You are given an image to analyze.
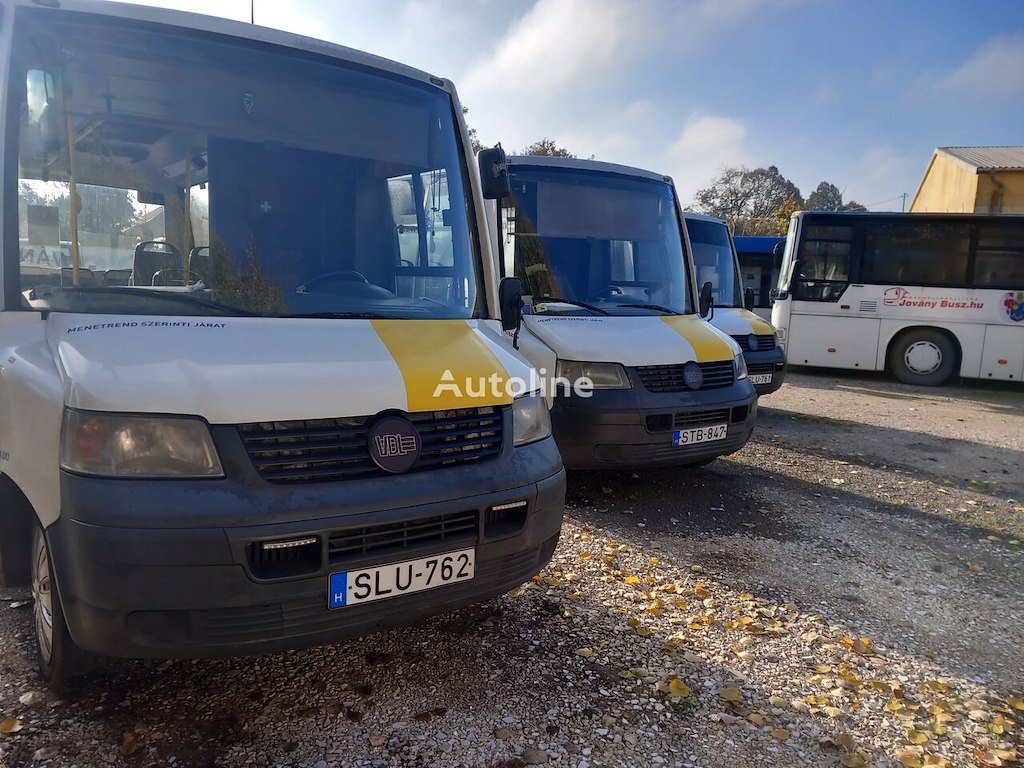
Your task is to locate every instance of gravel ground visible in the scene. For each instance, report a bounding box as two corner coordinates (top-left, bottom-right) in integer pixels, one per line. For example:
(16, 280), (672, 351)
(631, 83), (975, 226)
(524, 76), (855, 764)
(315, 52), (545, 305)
(1, 369), (1022, 768)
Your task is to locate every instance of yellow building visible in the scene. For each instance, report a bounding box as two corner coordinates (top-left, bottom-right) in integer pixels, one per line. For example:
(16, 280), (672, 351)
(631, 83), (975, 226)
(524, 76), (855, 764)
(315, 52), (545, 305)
(910, 146), (1024, 213)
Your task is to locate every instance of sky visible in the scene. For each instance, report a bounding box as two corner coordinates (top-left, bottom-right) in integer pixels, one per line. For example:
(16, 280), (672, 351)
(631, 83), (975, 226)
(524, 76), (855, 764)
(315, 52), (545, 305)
(115, 0), (1024, 210)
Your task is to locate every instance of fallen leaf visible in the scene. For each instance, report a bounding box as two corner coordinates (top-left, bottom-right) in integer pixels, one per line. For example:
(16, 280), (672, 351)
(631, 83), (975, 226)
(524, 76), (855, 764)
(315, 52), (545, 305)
(1007, 697), (1024, 711)
(972, 749), (1003, 766)
(668, 678), (690, 698)
(837, 733), (857, 751)
(0, 718), (23, 736)
(121, 732), (140, 756)
(749, 712), (765, 726)
(719, 687), (742, 703)
(624, 576), (641, 585)
(840, 753), (870, 767)
(906, 728), (929, 745)
(895, 749), (923, 768)
(577, 647), (595, 658)
(414, 711), (432, 723)
(18, 691), (45, 706)
(771, 728), (790, 741)
(369, 735), (387, 747)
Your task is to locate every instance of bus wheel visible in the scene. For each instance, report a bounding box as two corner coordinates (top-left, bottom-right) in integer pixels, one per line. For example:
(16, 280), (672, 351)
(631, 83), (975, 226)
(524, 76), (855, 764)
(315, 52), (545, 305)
(888, 330), (957, 386)
(31, 526), (92, 690)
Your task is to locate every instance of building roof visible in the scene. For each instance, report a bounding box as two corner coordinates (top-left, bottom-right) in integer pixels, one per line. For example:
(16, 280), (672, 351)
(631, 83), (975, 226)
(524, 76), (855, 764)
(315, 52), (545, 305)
(937, 146), (1024, 172)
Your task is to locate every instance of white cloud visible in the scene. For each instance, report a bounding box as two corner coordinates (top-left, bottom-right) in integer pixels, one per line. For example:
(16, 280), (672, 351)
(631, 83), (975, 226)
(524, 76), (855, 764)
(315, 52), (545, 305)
(665, 114), (749, 202)
(934, 35), (1024, 96)
(459, 0), (656, 149)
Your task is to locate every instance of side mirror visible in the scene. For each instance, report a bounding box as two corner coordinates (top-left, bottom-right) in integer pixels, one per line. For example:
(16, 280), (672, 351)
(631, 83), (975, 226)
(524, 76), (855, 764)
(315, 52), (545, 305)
(770, 288), (788, 302)
(744, 286), (755, 312)
(499, 276), (523, 332)
(699, 281), (713, 318)
(478, 145), (511, 200)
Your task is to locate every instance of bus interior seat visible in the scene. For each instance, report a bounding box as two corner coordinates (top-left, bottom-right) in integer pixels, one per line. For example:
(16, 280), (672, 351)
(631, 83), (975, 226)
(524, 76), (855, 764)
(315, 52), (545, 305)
(103, 269), (132, 286)
(188, 246), (213, 285)
(133, 241), (184, 286)
(60, 267), (99, 287)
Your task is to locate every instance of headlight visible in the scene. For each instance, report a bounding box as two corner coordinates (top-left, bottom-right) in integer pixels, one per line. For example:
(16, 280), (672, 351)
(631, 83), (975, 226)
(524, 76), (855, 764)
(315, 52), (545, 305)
(512, 392), (552, 447)
(555, 360), (631, 390)
(734, 351), (749, 381)
(61, 410), (224, 478)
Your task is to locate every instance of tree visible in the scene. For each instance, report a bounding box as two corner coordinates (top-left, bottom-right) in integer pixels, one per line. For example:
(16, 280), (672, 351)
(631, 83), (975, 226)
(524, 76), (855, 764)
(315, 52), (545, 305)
(805, 181), (844, 211)
(693, 165), (803, 236)
(519, 138), (575, 158)
(841, 199), (867, 212)
(460, 105), (483, 154)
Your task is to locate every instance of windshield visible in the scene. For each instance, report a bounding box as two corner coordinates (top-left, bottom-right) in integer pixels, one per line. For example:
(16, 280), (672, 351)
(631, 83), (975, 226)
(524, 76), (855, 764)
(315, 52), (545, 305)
(684, 218), (743, 309)
(501, 166), (693, 315)
(12, 11), (481, 319)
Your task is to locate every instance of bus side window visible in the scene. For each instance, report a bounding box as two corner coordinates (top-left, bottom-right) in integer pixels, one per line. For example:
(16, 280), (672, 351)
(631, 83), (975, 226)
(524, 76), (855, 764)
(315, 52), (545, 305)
(792, 224), (853, 301)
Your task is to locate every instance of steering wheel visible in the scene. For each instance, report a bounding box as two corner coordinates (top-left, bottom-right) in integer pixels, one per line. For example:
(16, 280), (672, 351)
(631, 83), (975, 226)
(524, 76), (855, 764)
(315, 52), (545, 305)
(587, 285), (624, 302)
(296, 270), (370, 293)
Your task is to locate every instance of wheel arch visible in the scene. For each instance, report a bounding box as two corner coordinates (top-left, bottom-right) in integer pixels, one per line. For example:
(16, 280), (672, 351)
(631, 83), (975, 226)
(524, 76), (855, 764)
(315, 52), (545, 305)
(0, 474), (39, 588)
(884, 325), (963, 375)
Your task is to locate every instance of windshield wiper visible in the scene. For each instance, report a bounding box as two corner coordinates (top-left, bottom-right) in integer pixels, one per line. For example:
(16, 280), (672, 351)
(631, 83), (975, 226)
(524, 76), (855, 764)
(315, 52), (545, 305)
(533, 296), (611, 316)
(615, 303), (682, 315)
(61, 286), (259, 316)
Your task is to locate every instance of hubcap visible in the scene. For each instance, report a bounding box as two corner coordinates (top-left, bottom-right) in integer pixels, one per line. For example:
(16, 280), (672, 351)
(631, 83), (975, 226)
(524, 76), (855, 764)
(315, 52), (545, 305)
(904, 341), (942, 375)
(31, 530), (55, 665)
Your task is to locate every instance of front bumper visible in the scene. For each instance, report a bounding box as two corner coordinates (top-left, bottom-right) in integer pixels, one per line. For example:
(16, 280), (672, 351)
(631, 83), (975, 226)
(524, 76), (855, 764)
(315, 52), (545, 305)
(48, 430), (565, 659)
(550, 377), (757, 470)
(744, 347), (787, 396)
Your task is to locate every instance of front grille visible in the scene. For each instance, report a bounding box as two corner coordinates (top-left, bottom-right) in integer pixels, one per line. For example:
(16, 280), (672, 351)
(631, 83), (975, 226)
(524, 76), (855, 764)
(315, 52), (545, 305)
(239, 406), (504, 484)
(328, 510), (478, 564)
(672, 409), (730, 430)
(635, 361), (734, 392)
(747, 363), (775, 377)
(731, 334), (776, 352)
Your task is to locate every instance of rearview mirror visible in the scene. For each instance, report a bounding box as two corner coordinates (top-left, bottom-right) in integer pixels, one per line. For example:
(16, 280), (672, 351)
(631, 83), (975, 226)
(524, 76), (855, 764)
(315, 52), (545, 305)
(499, 276), (523, 332)
(744, 287), (755, 312)
(699, 281), (713, 318)
(478, 145), (511, 200)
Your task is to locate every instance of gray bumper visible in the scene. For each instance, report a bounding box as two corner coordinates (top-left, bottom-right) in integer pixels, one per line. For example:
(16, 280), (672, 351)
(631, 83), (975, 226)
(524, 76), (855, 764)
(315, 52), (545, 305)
(49, 430), (565, 659)
(550, 377), (757, 469)
(744, 347), (787, 396)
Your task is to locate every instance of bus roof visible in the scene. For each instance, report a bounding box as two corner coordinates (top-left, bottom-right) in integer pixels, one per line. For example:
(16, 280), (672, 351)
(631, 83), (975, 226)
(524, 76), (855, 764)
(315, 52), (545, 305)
(506, 155), (673, 186)
(733, 236), (784, 253)
(9, 0), (453, 93)
(792, 210), (1024, 222)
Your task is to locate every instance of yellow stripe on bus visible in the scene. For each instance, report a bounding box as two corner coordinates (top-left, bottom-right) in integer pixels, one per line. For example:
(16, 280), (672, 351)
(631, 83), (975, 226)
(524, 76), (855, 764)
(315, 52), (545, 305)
(370, 320), (513, 411)
(745, 312), (776, 335)
(660, 316), (734, 362)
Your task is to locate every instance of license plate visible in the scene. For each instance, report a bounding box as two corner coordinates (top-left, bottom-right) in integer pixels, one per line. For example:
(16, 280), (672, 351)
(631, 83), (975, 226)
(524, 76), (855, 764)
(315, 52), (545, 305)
(328, 548), (475, 609)
(673, 423), (728, 446)
(750, 373), (773, 385)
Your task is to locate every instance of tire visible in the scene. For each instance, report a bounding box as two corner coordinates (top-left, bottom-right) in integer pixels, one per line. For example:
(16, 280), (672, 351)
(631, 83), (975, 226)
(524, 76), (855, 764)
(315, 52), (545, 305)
(31, 525), (94, 690)
(888, 329), (957, 386)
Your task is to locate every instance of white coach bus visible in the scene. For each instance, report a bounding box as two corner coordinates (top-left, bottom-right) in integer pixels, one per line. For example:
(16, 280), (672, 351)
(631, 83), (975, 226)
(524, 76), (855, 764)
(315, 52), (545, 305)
(0, 0), (564, 688)
(772, 211), (1024, 385)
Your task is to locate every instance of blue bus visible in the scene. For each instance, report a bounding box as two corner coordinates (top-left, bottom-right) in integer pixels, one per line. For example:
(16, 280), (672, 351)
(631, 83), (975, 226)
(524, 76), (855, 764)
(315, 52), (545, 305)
(733, 236), (785, 320)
